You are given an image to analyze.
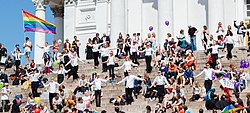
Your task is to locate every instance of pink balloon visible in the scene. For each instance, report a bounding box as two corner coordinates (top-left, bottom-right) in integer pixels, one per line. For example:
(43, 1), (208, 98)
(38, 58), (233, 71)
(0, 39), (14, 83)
(16, 100), (21, 104)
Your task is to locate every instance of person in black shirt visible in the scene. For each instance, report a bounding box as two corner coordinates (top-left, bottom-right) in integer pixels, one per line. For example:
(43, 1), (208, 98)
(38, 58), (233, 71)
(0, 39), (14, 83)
(188, 25), (198, 51)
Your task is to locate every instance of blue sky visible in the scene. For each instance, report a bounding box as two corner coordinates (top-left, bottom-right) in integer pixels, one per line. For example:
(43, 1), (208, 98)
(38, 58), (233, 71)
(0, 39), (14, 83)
(0, 0), (54, 64)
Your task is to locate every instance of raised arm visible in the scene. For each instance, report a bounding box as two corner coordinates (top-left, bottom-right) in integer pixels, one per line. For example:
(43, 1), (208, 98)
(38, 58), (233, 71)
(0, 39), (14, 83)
(194, 69), (205, 78)
(116, 77), (126, 85)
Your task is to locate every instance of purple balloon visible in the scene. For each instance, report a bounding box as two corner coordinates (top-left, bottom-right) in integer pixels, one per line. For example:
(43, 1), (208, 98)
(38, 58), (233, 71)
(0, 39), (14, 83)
(223, 73), (229, 78)
(245, 62), (249, 68)
(212, 74), (216, 80)
(165, 20), (170, 26)
(240, 65), (244, 68)
(234, 82), (239, 88)
(241, 60), (247, 65)
(149, 26), (153, 31)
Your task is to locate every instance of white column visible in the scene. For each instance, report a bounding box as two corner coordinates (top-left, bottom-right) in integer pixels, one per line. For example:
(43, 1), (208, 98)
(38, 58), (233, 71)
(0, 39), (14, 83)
(96, 0), (108, 34)
(33, 0), (47, 64)
(158, 0), (173, 47)
(208, 0), (224, 36)
(51, 6), (64, 52)
(64, 0), (77, 42)
(110, 0), (125, 49)
(236, 0), (245, 21)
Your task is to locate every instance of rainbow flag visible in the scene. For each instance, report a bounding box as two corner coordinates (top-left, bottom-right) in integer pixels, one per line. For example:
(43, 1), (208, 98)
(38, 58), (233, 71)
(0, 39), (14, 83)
(22, 10), (56, 34)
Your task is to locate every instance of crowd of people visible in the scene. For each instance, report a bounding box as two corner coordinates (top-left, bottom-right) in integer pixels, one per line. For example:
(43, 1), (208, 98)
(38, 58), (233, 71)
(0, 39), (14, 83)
(0, 20), (249, 113)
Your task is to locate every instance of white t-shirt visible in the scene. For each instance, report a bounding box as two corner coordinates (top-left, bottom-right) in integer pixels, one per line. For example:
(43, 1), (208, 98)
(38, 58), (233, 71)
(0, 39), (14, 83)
(23, 41), (32, 52)
(1, 87), (10, 100)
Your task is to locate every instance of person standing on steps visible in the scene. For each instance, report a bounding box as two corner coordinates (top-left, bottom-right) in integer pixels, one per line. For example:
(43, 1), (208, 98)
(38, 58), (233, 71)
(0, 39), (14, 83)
(99, 43), (116, 73)
(207, 41), (224, 69)
(51, 64), (71, 84)
(26, 69), (41, 97)
(88, 73), (109, 107)
(234, 21), (246, 47)
(65, 52), (84, 82)
(116, 70), (144, 105)
(43, 77), (63, 110)
(36, 42), (52, 65)
(223, 30), (236, 60)
(139, 43), (155, 73)
(117, 57), (138, 77)
(88, 40), (103, 69)
(150, 71), (169, 103)
(23, 37), (32, 65)
(103, 51), (117, 81)
(194, 63), (223, 92)
(188, 25), (198, 51)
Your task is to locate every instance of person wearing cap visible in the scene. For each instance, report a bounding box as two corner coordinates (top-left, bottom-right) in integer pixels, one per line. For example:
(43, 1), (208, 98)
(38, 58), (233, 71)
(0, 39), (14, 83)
(194, 63), (223, 92)
(23, 37), (32, 65)
(116, 70), (144, 105)
(43, 77), (63, 110)
(117, 57), (138, 77)
(1, 83), (10, 112)
(88, 73), (109, 107)
(139, 43), (154, 73)
(151, 71), (169, 103)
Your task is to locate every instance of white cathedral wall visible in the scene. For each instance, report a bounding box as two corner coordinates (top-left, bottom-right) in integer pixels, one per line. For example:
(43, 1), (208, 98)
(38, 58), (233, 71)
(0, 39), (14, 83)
(127, 0), (142, 34)
(187, 0), (207, 50)
(141, 0), (158, 40)
(96, 1), (108, 34)
(64, 5), (76, 42)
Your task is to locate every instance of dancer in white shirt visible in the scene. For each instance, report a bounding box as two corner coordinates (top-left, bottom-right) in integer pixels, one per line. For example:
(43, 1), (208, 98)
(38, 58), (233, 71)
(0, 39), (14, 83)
(139, 43), (155, 73)
(88, 40), (103, 68)
(89, 73), (108, 107)
(51, 64), (70, 84)
(103, 51), (117, 80)
(116, 70), (144, 105)
(36, 42), (52, 65)
(66, 52), (84, 81)
(194, 63), (223, 92)
(117, 57), (138, 77)
(43, 77), (63, 110)
(26, 70), (41, 97)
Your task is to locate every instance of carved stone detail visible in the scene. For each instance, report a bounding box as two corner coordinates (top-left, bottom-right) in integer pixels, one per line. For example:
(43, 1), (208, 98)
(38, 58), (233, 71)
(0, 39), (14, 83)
(33, 0), (49, 11)
(51, 6), (64, 17)
(65, 0), (78, 6)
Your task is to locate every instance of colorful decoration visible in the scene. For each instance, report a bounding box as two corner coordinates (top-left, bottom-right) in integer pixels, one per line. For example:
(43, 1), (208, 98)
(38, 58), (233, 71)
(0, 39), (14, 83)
(149, 26), (153, 31)
(0, 82), (4, 88)
(165, 20), (169, 26)
(23, 10), (56, 34)
(34, 108), (40, 113)
(35, 97), (40, 104)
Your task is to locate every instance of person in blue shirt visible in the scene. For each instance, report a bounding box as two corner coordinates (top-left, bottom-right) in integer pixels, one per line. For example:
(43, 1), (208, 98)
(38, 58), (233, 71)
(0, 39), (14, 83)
(134, 75), (143, 99)
(159, 63), (168, 79)
(184, 66), (194, 86)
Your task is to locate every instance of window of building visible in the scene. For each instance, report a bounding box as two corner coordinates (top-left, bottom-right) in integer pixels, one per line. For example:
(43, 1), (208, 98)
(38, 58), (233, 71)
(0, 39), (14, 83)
(246, 0), (250, 17)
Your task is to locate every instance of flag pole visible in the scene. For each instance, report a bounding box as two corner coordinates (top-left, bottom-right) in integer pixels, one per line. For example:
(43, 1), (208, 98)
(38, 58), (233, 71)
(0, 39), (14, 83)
(22, 10), (26, 39)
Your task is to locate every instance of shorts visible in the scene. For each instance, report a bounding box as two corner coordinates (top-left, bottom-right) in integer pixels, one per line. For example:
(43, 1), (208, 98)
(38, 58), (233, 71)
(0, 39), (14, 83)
(25, 52), (31, 57)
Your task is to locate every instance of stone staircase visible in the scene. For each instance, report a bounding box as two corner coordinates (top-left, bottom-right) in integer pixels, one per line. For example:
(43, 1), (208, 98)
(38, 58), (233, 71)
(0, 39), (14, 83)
(4, 47), (250, 113)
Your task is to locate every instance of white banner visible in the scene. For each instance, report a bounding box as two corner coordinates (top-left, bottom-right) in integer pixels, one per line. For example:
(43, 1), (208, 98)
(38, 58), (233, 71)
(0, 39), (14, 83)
(219, 79), (234, 89)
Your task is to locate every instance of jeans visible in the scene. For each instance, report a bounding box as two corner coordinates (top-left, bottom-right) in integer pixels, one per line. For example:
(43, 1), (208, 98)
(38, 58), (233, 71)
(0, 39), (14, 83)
(95, 90), (101, 107)
(190, 36), (197, 51)
(205, 80), (212, 93)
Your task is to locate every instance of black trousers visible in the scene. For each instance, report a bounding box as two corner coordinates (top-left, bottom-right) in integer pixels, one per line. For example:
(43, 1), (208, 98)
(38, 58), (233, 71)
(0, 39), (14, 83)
(226, 44), (233, 59)
(156, 85), (165, 103)
(49, 93), (57, 110)
(1, 100), (10, 112)
(31, 81), (39, 97)
(131, 52), (138, 64)
(95, 90), (101, 107)
(76, 47), (80, 58)
(125, 88), (134, 105)
(211, 53), (218, 69)
(15, 60), (20, 70)
(108, 65), (115, 80)
(116, 48), (123, 56)
(57, 74), (64, 84)
(124, 71), (129, 77)
(93, 52), (99, 66)
(145, 56), (152, 73)
(71, 66), (79, 80)
(204, 80), (212, 92)
(102, 56), (108, 72)
(124, 46), (131, 56)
